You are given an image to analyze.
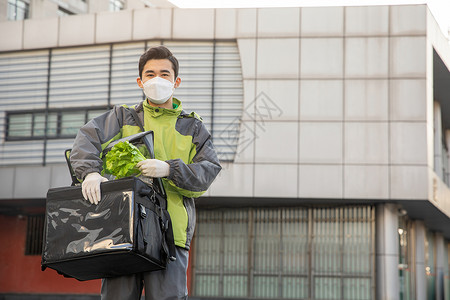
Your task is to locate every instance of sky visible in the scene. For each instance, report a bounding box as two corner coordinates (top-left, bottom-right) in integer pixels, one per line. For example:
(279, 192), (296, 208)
(167, 0), (450, 37)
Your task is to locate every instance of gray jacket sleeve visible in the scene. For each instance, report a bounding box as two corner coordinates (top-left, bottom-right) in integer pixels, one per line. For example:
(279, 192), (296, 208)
(166, 120), (222, 197)
(70, 106), (124, 180)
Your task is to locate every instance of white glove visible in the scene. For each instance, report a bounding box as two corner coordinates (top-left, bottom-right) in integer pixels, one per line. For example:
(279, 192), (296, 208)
(136, 159), (170, 178)
(82, 172), (108, 205)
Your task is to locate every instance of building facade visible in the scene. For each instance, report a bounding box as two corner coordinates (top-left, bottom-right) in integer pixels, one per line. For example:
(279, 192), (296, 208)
(0, 2), (449, 300)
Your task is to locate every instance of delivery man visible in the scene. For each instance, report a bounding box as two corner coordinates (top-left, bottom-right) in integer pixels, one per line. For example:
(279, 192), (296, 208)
(70, 45), (222, 300)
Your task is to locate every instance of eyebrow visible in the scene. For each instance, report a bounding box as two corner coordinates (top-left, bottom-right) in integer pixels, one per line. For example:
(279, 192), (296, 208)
(144, 69), (172, 74)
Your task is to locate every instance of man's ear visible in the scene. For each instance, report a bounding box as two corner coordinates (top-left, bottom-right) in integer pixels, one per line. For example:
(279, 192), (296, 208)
(174, 77), (181, 89)
(136, 77), (143, 88)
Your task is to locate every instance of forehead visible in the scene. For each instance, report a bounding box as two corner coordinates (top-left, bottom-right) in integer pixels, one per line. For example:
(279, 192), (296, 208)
(142, 59), (174, 73)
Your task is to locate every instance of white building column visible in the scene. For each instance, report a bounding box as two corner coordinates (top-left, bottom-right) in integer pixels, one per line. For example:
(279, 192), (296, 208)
(376, 203), (400, 300)
(435, 232), (445, 299)
(414, 220), (427, 300)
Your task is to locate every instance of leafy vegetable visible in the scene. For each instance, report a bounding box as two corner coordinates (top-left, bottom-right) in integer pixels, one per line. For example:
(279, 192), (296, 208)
(103, 141), (146, 179)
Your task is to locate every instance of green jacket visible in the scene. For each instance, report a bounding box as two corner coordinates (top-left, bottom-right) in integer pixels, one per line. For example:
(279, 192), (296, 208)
(70, 98), (222, 249)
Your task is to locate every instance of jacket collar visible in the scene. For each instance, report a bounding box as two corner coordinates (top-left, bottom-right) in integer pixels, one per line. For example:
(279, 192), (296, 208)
(140, 98), (184, 118)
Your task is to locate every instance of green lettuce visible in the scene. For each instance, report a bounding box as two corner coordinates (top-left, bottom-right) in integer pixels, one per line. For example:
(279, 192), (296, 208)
(103, 141), (146, 179)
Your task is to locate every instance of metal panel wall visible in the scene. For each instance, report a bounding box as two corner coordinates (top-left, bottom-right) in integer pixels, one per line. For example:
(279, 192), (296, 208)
(49, 46), (110, 108)
(0, 140), (44, 165)
(210, 42), (243, 162)
(165, 41), (214, 128)
(0, 50), (49, 110)
(110, 42), (146, 106)
(0, 41), (243, 166)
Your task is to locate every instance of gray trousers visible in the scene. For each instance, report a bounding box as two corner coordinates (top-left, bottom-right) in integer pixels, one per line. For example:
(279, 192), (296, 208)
(101, 247), (189, 300)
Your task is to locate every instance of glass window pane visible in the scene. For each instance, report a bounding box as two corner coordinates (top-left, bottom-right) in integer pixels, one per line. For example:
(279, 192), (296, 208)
(254, 276), (278, 298)
(313, 208), (342, 273)
(61, 111), (84, 136)
(425, 230), (436, 300)
(254, 209), (280, 273)
(16, 7), (27, 20)
(7, 2), (15, 20)
(343, 207), (372, 274)
(282, 208), (308, 275)
(314, 277), (341, 300)
(223, 210), (248, 273)
(343, 278), (371, 300)
(223, 275), (247, 297)
(7, 0), (29, 21)
(195, 210), (221, 273)
(47, 113), (58, 137)
(33, 113), (58, 137)
(194, 275), (219, 297)
(8, 114), (32, 137)
(282, 277), (308, 299)
(33, 113), (46, 137)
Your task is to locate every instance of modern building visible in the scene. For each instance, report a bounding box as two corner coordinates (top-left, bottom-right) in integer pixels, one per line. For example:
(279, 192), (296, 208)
(0, 1), (449, 300)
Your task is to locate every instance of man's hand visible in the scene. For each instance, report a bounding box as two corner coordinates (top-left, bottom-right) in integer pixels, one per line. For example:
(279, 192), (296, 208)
(82, 172), (108, 205)
(136, 159), (170, 178)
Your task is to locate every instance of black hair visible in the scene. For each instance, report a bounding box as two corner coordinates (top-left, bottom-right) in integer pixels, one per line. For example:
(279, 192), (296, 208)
(138, 45), (179, 79)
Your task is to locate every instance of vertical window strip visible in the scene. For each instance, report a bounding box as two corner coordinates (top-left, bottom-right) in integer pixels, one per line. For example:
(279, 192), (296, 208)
(425, 230), (437, 300)
(398, 216), (414, 300)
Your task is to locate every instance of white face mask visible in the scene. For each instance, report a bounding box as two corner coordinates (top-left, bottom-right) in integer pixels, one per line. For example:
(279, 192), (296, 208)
(142, 76), (175, 104)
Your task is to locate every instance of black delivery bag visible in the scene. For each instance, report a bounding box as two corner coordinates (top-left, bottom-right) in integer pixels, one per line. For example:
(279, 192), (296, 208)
(41, 177), (175, 281)
(41, 130), (176, 281)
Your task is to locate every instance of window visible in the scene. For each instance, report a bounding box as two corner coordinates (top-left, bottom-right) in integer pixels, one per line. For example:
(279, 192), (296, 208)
(398, 216), (414, 300)
(193, 206), (375, 299)
(425, 230), (436, 300)
(6, 108), (108, 141)
(110, 0), (124, 11)
(7, 0), (29, 21)
(433, 101), (450, 185)
(25, 215), (44, 256)
(446, 242), (450, 297)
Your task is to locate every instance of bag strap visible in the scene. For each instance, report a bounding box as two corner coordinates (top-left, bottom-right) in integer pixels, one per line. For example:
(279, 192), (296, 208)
(127, 107), (145, 132)
(162, 209), (177, 262)
(138, 188), (176, 262)
(129, 107), (176, 263)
